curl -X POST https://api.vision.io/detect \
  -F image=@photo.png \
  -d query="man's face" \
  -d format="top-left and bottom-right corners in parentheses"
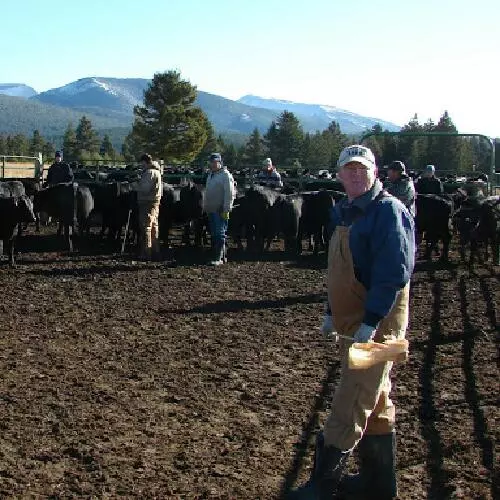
top-left (210, 159), bottom-right (220, 171)
top-left (55, 156), bottom-right (62, 163)
top-left (387, 169), bottom-right (400, 182)
top-left (338, 161), bottom-right (376, 199)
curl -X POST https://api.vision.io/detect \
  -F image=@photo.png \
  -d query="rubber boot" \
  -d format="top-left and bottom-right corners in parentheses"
top-left (288, 432), bottom-right (350, 500)
top-left (210, 242), bottom-right (224, 266)
top-left (338, 432), bottom-right (397, 500)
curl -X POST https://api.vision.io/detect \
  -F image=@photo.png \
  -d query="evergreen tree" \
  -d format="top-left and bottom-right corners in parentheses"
top-left (30, 130), bottom-right (45, 156)
top-left (0, 135), bottom-right (6, 156)
top-left (265, 111), bottom-right (304, 166)
top-left (130, 70), bottom-right (210, 163)
top-left (194, 122), bottom-right (221, 165)
top-left (242, 127), bottom-right (265, 166)
top-left (76, 116), bottom-right (100, 157)
top-left (63, 124), bottom-right (78, 160)
top-left (222, 143), bottom-right (238, 169)
top-left (11, 134), bottom-right (30, 156)
top-left (42, 140), bottom-right (56, 161)
top-left (430, 111), bottom-right (459, 173)
top-left (100, 134), bottom-right (115, 158)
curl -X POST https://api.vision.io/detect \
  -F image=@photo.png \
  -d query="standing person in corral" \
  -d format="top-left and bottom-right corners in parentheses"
top-left (257, 157), bottom-right (283, 188)
top-left (136, 153), bottom-right (163, 261)
top-left (384, 160), bottom-right (416, 217)
top-left (415, 164), bottom-right (443, 195)
top-left (204, 152), bottom-right (236, 266)
top-left (46, 151), bottom-right (74, 186)
top-left (291, 145), bottom-right (415, 500)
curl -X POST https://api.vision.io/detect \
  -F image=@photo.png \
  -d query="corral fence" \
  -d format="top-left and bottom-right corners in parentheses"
top-left (1, 154), bottom-right (43, 180)
top-left (361, 131), bottom-right (498, 196)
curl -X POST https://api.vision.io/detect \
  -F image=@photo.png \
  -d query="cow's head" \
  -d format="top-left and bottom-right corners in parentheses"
top-left (17, 196), bottom-right (36, 223)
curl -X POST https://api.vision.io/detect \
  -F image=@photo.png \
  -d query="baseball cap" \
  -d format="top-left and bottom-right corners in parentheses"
top-left (425, 164), bottom-right (435, 173)
top-left (209, 152), bottom-right (222, 162)
top-left (388, 160), bottom-right (406, 173)
top-left (264, 157), bottom-right (272, 166)
top-left (337, 145), bottom-right (376, 170)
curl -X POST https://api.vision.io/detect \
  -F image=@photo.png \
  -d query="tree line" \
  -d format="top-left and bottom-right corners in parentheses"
top-left (1, 69), bottom-right (493, 175)
top-left (0, 117), bottom-right (120, 163)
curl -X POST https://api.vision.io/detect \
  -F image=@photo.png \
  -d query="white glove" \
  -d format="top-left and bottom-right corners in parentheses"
top-left (321, 314), bottom-right (338, 340)
top-left (353, 323), bottom-right (376, 343)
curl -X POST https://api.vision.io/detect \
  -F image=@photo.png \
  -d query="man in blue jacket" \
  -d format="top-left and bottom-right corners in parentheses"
top-left (292, 145), bottom-right (415, 499)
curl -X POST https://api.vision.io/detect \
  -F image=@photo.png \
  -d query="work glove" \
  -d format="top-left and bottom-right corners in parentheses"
top-left (220, 211), bottom-right (230, 221)
top-left (353, 323), bottom-right (376, 343)
top-left (321, 314), bottom-right (338, 340)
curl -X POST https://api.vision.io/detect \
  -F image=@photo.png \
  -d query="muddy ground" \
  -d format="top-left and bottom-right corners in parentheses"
top-left (0, 229), bottom-right (498, 499)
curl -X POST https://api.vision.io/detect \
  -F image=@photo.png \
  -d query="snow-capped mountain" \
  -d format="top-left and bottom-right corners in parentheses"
top-left (33, 77), bottom-right (148, 117)
top-left (0, 77), bottom-right (400, 139)
top-left (238, 95), bottom-right (400, 134)
top-left (0, 83), bottom-right (38, 98)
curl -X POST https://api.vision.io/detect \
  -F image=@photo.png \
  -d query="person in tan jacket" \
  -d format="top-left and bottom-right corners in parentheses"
top-left (136, 153), bottom-right (163, 260)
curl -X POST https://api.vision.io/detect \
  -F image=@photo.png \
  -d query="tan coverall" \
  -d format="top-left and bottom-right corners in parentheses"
top-left (137, 164), bottom-right (163, 259)
top-left (324, 226), bottom-right (410, 451)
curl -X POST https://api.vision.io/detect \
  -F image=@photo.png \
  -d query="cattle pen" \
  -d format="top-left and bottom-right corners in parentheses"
top-left (0, 222), bottom-right (498, 498)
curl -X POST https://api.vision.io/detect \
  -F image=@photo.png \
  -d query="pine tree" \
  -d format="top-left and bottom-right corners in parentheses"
top-left (76, 116), bottom-right (100, 158)
top-left (430, 111), bottom-right (459, 173)
top-left (194, 122), bottom-right (220, 165)
top-left (0, 135), bottom-right (6, 156)
top-left (243, 127), bottom-right (265, 166)
top-left (30, 130), bottom-right (45, 156)
top-left (42, 140), bottom-right (55, 161)
top-left (63, 124), bottom-right (78, 160)
top-left (223, 143), bottom-right (238, 169)
top-left (130, 70), bottom-right (210, 163)
top-left (265, 111), bottom-right (304, 166)
top-left (100, 134), bottom-right (115, 158)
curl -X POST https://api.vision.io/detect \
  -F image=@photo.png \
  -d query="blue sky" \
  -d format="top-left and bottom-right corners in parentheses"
top-left (3, 0), bottom-right (499, 135)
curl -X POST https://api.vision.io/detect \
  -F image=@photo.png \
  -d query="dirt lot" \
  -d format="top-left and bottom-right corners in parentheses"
top-left (0, 231), bottom-right (498, 499)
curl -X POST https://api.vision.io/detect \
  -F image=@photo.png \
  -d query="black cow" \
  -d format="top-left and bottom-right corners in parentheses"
top-left (233, 185), bottom-right (279, 252)
top-left (0, 195), bottom-right (36, 266)
top-left (267, 194), bottom-right (303, 253)
top-left (0, 180), bottom-right (26, 198)
top-left (415, 194), bottom-right (454, 261)
top-left (178, 182), bottom-right (207, 247)
top-left (159, 183), bottom-right (180, 248)
top-left (455, 196), bottom-right (500, 266)
top-left (298, 190), bottom-right (335, 255)
top-left (33, 183), bottom-right (94, 252)
top-left (93, 182), bottom-right (137, 241)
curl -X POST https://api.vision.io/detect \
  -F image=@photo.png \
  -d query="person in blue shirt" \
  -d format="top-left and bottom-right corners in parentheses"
top-left (291, 145), bottom-right (415, 500)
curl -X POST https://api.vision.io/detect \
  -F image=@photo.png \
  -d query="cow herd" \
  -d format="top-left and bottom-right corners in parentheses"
top-left (0, 176), bottom-right (499, 268)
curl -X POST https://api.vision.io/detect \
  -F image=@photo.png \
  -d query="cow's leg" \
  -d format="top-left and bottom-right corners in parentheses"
top-left (493, 237), bottom-right (500, 266)
top-left (194, 219), bottom-right (203, 248)
top-left (182, 223), bottom-right (191, 246)
top-left (35, 214), bottom-right (41, 233)
top-left (66, 224), bottom-right (73, 253)
top-left (57, 221), bottom-right (63, 237)
top-left (6, 238), bottom-right (15, 267)
top-left (441, 233), bottom-right (450, 262)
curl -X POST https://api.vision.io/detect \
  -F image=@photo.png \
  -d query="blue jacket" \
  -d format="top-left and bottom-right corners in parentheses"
top-left (329, 180), bottom-right (415, 327)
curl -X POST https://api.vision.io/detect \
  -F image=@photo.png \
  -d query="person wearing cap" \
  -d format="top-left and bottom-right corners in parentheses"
top-left (384, 160), bottom-right (416, 217)
top-left (204, 153), bottom-right (236, 265)
top-left (257, 157), bottom-right (283, 188)
top-left (46, 151), bottom-right (74, 186)
top-left (415, 164), bottom-right (443, 195)
top-left (291, 145), bottom-right (415, 499)
top-left (136, 153), bottom-right (163, 261)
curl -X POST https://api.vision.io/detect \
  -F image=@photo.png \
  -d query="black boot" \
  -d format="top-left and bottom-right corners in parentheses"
top-left (288, 432), bottom-right (350, 500)
top-left (338, 432), bottom-right (397, 500)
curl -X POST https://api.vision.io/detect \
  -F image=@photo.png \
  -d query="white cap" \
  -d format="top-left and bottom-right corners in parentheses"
top-left (337, 145), bottom-right (376, 170)
top-left (264, 157), bottom-right (273, 166)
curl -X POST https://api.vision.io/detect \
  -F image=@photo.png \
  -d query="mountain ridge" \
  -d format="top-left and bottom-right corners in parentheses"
top-left (0, 77), bottom-right (400, 147)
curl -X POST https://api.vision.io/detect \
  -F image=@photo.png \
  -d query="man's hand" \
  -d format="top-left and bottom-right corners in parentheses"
top-left (353, 323), bottom-right (376, 343)
top-left (220, 211), bottom-right (230, 221)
